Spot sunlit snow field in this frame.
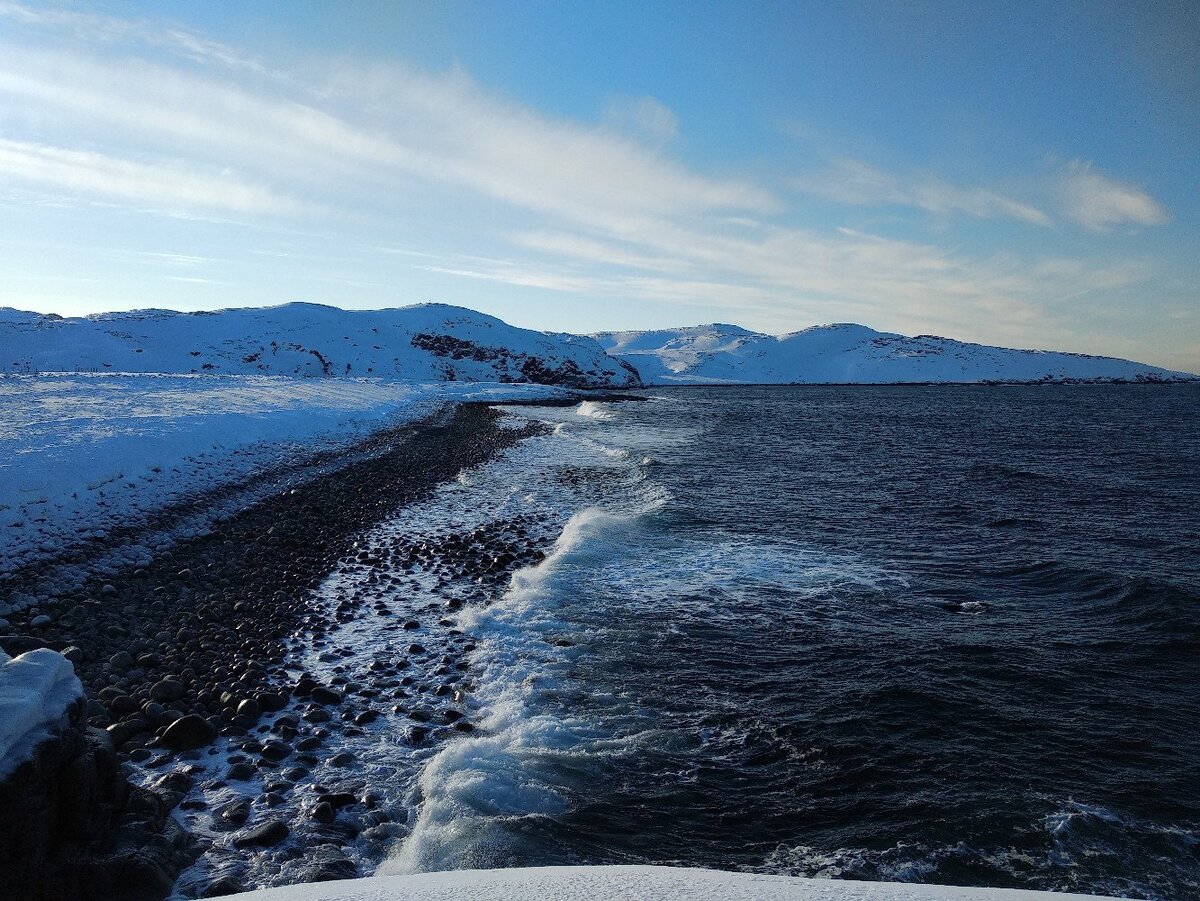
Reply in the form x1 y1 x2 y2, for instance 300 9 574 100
0 373 565 579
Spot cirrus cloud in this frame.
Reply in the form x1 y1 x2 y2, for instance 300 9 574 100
1057 160 1167 232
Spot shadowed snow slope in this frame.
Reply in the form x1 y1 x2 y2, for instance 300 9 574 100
0 303 641 389
594 323 1195 384
226 866 1116 901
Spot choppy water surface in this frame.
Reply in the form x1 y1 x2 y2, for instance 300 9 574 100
290 386 1200 899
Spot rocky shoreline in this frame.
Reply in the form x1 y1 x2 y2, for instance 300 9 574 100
0 400 563 899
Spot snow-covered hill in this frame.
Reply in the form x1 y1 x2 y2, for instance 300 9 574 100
0 303 641 389
594 323 1195 385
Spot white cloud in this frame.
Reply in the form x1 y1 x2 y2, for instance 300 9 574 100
0 138 304 215
604 95 679 146
0 45 774 233
792 157 1052 226
1057 161 1167 232
0 0 267 74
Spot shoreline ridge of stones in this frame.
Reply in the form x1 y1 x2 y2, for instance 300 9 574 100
0 399 580 899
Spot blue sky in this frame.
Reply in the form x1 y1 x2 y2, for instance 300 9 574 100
1 1 1196 371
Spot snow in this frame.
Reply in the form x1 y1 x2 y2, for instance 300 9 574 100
0 302 640 389
0 373 572 607
0 647 83 780
223 866 1116 901
594 323 1196 384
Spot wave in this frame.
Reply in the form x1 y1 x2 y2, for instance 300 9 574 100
576 400 616 420
759 800 1199 900
382 506 652 874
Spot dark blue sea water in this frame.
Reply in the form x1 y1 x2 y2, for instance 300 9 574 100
383 385 1200 900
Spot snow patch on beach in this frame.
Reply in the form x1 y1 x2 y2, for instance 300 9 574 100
0 647 83 779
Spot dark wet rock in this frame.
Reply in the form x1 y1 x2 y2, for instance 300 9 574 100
105 714 150 747
216 798 251 827
200 876 245 898
110 694 140 715
309 686 343 705
260 740 292 762
408 726 429 744
226 762 256 782
311 801 336 824
151 771 195 810
235 698 261 720
293 843 357 882
233 819 289 848
328 751 355 768
148 678 186 703
317 791 357 810
161 714 217 751
257 691 288 712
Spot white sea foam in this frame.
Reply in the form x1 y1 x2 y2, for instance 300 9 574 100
576 400 615 420
385 503 657 874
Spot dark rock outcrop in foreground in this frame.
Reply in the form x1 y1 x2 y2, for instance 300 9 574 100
0 697 196 901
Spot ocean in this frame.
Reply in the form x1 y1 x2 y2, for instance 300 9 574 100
308 385 1198 899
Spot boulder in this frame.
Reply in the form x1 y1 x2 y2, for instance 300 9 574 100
160 715 216 751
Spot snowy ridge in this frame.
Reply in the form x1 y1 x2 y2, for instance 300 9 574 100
225 865 1117 900
0 648 83 780
595 323 1194 384
0 302 641 389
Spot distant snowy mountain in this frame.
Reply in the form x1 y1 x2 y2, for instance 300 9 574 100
3 302 1191 387
594 323 1195 385
0 303 641 389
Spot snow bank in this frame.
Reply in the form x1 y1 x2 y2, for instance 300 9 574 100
0 374 569 609
224 865 1115 901
0 647 83 780
594 323 1195 384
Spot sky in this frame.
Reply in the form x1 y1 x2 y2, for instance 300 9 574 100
0 1 1197 371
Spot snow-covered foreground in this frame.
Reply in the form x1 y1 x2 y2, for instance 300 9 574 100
0 373 570 609
595 323 1195 384
227 866 1116 901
